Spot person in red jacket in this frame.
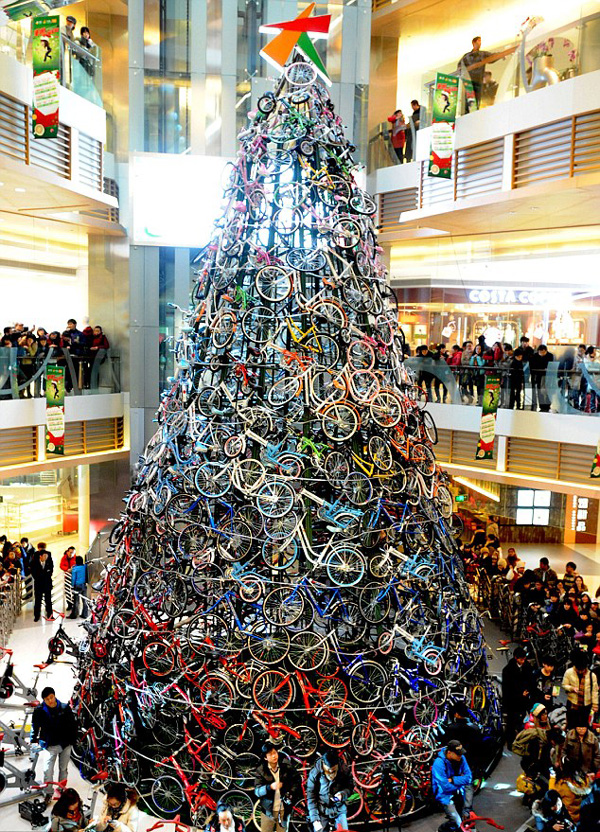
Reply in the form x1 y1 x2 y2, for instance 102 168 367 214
387 110 407 163
60 546 76 612
86 326 110 388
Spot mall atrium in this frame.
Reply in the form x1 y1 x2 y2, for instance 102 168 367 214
0 1 599 831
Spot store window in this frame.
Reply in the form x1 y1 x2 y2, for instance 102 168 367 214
0 468 79 541
515 489 551 526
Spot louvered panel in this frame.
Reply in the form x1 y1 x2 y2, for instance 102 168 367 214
434 428 452 463
558 442 596 484
450 430 496 468
513 119 571 187
115 416 124 449
0 91 27 163
455 138 503 200
79 132 102 191
65 421 85 456
0 427 37 466
84 418 119 452
506 437 559 478
573 110 600 174
378 188 419 232
421 162 454 208
30 123 71 179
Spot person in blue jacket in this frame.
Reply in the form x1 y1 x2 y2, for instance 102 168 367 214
431 739 474 831
307 750 354 832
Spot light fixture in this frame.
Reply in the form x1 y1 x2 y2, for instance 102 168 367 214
0 181 4 186
454 477 500 502
14 187 26 193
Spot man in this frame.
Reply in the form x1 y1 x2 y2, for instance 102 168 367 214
31 686 78 795
30 548 53 622
563 713 600 778
458 37 492 105
530 345 554 412
579 773 600 830
431 739 473 832
415 344 433 400
20 536 35 574
563 562 579 594
509 348 525 410
534 557 558 587
404 99 425 163
502 646 535 744
206 803 245 832
562 651 599 729
62 15 77 40
519 335 535 364
442 702 483 776
534 656 558 714
460 340 474 401
307 750 353 832
254 742 301 832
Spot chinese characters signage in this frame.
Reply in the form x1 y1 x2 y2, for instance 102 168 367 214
32 15 60 139
428 73 458 179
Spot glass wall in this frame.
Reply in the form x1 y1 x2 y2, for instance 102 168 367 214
0 467 80 542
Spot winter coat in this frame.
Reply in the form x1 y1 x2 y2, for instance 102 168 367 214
549 775 591 825
95 797 139 832
562 667 599 710
431 747 472 805
30 553 54 587
71 564 87 592
31 700 78 749
254 757 302 820
60 553 76 572
563 728 600 774
531 795 575 832
306 759 354 822
502 657 536 713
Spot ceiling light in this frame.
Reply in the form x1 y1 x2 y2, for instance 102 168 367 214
454 477 500 502
14 187 26 193
0 181 4 186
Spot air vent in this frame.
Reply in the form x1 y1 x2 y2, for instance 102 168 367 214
79 132 103 191
513 118 571 188
451 430 496 469
435 428 452 463
0 91 27 164
456 138 504 200
558 442 596 485
30 123 71 179
0 427 37 466
65 418 124 457
421 162 454 208
506 437 559 478
378 188 419 232
573 110 600 175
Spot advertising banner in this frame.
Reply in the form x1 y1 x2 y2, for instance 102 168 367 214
476 374 501 460
0 0 42 21
32 15 60 139
591 439 600 478
463 78 478 114
46 364 65 455
428 72 459 179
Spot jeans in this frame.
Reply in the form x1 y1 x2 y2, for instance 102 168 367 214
315 808 348 831
440 784 473 830
42 743 72 785
72 588 88 618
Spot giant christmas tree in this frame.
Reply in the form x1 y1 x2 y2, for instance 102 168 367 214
73 18 501 828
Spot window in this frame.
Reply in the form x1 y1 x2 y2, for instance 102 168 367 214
516 489 551 525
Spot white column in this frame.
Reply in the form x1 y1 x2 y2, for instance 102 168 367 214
78 464 90 551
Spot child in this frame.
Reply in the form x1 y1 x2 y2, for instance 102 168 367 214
70 556 88 619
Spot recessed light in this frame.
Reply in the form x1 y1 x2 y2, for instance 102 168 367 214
14 187 26 193
0 182 4 187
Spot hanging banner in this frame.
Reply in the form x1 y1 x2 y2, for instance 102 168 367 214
32 15 60 139
46 364 65 455
476 374 501 460
428 73 459 179
591 439 600 478
463 78 478 114
0 0 43 21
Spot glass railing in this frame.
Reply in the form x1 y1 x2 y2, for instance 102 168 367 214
404 358 600 415
0 18 29 64
0 346 121 399
61 36 102 108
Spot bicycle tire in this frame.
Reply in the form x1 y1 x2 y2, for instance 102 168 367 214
304 332 339 370
223 723 255 754
359 583 391 624
320 402 360 442
267 375 301 408
348 660 388 704
347 340 375 371
255 265 293 304
263 585 306 627
316 703 356 748
369 390 403 428
151 775 185 815
328 600 367 646
326 546 366 587
255 478 295 519
241 305 278 345
323 450 349 488
288 630 329 671
262 537 298 569
199 673 235 713
195 462 231 498
252 670 294 712
310 299 348 332
410 441 436 477
247 622 290 666
143 640 175 676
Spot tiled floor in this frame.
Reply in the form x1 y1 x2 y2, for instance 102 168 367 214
2 541 599 832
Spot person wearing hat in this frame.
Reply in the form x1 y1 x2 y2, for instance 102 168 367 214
206 802 245 832
441 702 483 776
502 646 536 745
254 743 301 832
62 15 77 40
306 750 354 832
512 704 551 787
431 739 473 831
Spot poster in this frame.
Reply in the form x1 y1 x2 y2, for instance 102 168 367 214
46 364 65 455
463 78 478 114
591 439 600 478
476 374 501 460
32 15 60 139
428 72 459 179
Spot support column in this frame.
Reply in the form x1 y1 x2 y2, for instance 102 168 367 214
78 464 90 551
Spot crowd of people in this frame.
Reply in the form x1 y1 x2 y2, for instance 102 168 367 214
0 319 110 395
408 337 600 412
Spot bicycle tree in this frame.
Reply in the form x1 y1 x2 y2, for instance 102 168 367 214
73 53 502 827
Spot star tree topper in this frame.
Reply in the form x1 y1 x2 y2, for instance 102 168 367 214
260 3 332 85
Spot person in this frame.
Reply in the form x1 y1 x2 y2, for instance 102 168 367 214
431 343 448 403
206 803 245 832
531 788 576 832
481 70 498 106
530 345 554 412
502 646 535 744
486 515 499 538
77 26 96 75
535 558 558 587
70 556 88 619
579 773 600 830
563 563 579 594
431 739 473 831
20 536 34 569
562 651 599 729
63 318 87 390
387 110 407 163
31 686 78 794
51 788 89 831
60 545 76 612
549 761 591 826
30 548 53 621
469 343 485 404
563 713 600 778
415 344 433 399
405 99 425 162
534 656 559 714
574 575 588 595
457 37 493 105
254 742 302 832
61 15 77 41
441 701 483 775
460 340 474 401
87 325 110 386
307 750 354 832
513 704 551 783
95 782 140 832
509 347 525 409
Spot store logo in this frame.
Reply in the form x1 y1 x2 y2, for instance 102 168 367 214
468 288 571 306
260 3 331 84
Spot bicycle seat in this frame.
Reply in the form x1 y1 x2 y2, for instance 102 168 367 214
27 700 40 707
91 771 109 782
0 647 13 656
498 639 511 646
34 663 48 670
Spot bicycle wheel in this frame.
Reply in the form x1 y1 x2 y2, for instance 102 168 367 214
186 614 232 657
199 674 235 713
349 190 377 216
262 538 298 570
252 670 294 712
304 332 339 370
247 622 290 666
351 722 375 756
310 299 348 332
402 512 433 554
267 376 302 408
359 583 391 624
435 484 453 519
284 61 317 87
316 703 357 748
348 660 387 704
315 675 348 705
342 276 373 313
178 523 208 560
410 442 436 477
143 640 175 676
347 340 375 371
421 410 438 444
381 680 405 716
368 435 393 471
232 458 266 494
295 724 319 758
288 631 329 671
223 723 255 754
224 789 254 820
255 265 293 304
310 371 346 407
211 310 237 349
217 519 253 562
256 478 295 518
349 369 380 403
370 390 403 428
326 546 366 587
263 585 305 627
241 306 277 345
320 402 359 442
413 696 438 727
286 247 327 272
329 600 367 646
420 648 444 676
323 450 349 488
195 462 231 498
151 775 185 815
344 471 373 506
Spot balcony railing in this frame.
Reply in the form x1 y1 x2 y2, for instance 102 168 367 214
404 358 600 416
0 346 121 399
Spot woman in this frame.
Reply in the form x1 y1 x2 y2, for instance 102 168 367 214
469 344 485 404
532 788 576 832
51 788 89 832
95 782 139 832
549 761 591 825
387 110 407 163
575 575 589 595
86 325 110 387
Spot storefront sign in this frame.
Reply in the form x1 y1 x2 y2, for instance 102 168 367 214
32 15 60 139
476 374 501 460
45 364 65 455
468 288 572 306
591 439 600 479
428 73 459 179
565 495 598 545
